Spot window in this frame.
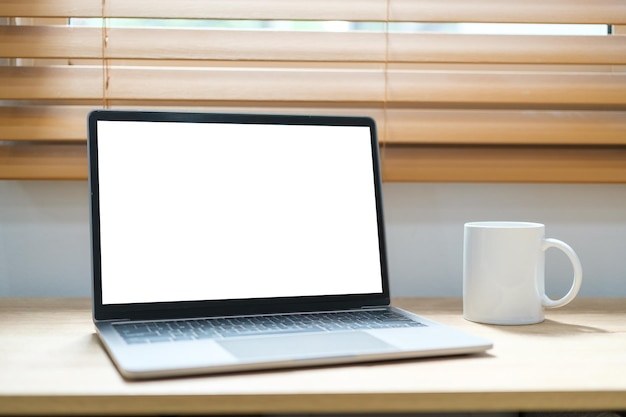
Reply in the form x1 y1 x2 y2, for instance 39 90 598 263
1 0 625 182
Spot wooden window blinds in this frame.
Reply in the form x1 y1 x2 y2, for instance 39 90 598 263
1 0 625 182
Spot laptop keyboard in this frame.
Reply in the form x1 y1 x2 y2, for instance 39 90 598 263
114 309 425 345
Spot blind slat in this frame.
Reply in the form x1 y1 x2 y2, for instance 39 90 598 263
0 143 87 180
383 145 626 183
109 67 383 102
0 0 385 20
389 0 626 24
386 110 626 146
0 26 386 62
1 0 624 23
0 66 102 100
0 66 383 101
390 71 626 106
2 66 625 106
4 26 626 65
3 143 626 183
390 33 626 65
0 0 100 18
0 106 89 141
4 106 625 146
0 26 101 59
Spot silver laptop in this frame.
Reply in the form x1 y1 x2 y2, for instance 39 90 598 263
87 110 491 379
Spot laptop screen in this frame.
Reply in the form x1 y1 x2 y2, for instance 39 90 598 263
89 112 388 315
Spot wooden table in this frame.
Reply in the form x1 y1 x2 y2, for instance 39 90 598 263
1 297 624 416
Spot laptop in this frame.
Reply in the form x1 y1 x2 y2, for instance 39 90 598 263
87 110 491 379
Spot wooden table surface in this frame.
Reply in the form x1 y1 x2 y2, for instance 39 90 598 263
0 297 624 415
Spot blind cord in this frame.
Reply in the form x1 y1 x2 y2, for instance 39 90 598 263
381 0 391 176
101 0 110 109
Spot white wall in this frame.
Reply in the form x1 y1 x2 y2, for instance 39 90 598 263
1 180 625 297
0 181 91 296
383 182 626 298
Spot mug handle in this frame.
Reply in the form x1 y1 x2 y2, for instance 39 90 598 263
541 238 583 309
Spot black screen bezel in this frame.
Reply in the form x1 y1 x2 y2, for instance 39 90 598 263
87 110 391 321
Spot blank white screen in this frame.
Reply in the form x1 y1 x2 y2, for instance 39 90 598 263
96 120 383 304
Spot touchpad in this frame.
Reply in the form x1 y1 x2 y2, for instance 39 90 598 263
218 331 394 361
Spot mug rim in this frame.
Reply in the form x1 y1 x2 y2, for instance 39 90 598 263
465 221 544 229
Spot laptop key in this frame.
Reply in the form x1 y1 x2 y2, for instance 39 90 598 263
123 337 151 344
145 335 173 343
218 326 322 338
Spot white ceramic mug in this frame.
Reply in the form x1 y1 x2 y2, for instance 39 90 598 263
463 221 583 325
